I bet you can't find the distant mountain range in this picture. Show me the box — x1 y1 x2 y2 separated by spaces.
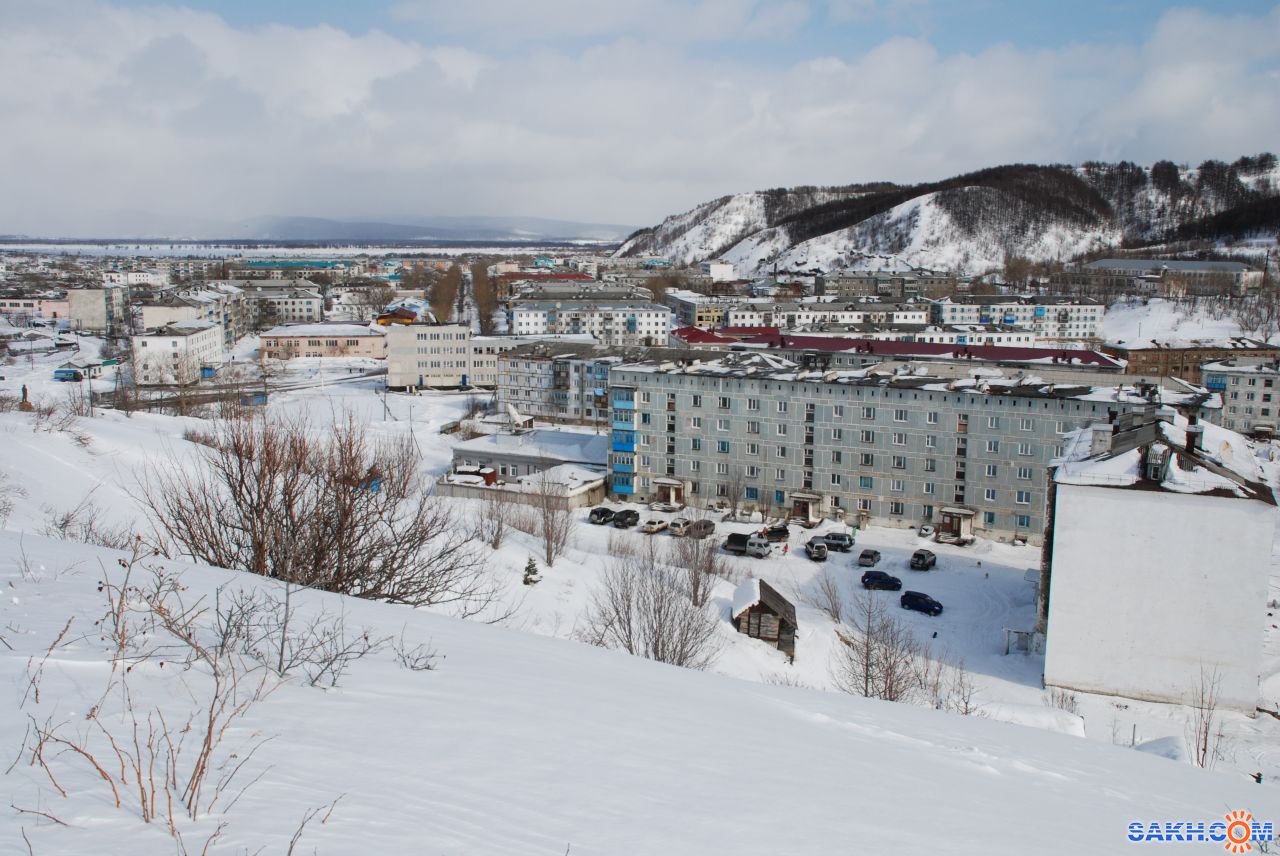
616 155 1280 276
4 214 638 244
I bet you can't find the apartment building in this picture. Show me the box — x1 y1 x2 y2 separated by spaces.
209 280 324 328
131 321 224 385
1200 358 1280 436
786 323 1038 347
103 270 166 287
138 284 249 348
385 324 593 389
0 293 69 324
1103 339 1280 385
260 324 387 360
930 296 1103 342
606 353 1215 544
723 302 929 329
497 342 717 426
664 290 731 327
1079 259 1263 297
816 270 963 300
68 285 131 336
507 299 671 346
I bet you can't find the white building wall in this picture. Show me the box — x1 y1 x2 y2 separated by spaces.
1044 483 1275 712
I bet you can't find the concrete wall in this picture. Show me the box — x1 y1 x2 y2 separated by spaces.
434 480 604 508
1044 483 1275 712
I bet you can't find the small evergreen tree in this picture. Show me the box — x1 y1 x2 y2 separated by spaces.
523 556 540 586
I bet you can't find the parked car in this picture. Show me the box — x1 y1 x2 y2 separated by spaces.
669 518 692 536
761 524 791 542
909 549 937 570
804 538 829 561
857 549 882 567
687 519 716 539
649 501 682 513
723 532 771 558
861 570 902 591
641 519 668 534
918 523 935 538
612 509 641 528
901 591 943 616
588 507 615 525
788 516 819 529
821 531 855 552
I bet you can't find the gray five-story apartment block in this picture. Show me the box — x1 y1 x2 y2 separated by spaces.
606 355 1216 545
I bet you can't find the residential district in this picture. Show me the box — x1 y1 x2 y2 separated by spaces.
2 247 1278 722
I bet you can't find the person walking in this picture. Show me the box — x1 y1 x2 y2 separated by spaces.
782 542 789 558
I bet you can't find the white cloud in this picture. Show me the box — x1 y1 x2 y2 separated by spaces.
0 0 1277 235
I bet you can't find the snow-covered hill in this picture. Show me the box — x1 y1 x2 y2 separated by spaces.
619 156 1280 277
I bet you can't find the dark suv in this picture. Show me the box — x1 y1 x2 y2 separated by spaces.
909 549 937 570
857 549 882 567
762 525 791 542
821 532 855 552
860 570 902 591
612 509 641 528
588 507 616 525
901 591 943 616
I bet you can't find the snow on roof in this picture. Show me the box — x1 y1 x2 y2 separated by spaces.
261 323 385 338
732 578 761 620
452 429 609 467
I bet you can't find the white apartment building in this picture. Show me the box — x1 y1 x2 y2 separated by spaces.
931 297 1103 342
103 270 167 287
723 302 929 328
213 280 324 327
385 325 594 389
507 300 671 347
700 261 736 282
1201 358 1280 436
131 321 224 385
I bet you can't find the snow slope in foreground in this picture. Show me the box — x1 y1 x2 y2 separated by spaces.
2 534 1272 856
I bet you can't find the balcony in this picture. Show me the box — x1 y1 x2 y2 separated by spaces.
611 417 634 431
955 468 966 481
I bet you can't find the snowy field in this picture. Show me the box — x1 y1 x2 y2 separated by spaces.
2 342 1279 852
1103 297 1266 345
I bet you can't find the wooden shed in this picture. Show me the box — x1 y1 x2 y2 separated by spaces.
731 578 798 661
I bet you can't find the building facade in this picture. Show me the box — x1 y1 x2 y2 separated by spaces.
507 299 671 346
606 354 1215 544
131 321 224 385
385 325 591 388
931 296 1103 342
68 285 131 336
260 324 387 360
1103 340 1280 385
1200 358 1280 436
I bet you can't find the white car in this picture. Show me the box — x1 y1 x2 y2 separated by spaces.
649 501 682 513
668 517 692 536
641 519 668 534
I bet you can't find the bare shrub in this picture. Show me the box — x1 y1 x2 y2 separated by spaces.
666 532 726 608
831 592 922 702
0 471 26 527
137 412 498 616
475 488 512 550
181 425 220 448
806 570 845 623
1186 665 1229 769
42 493 136 550
580 545 722 670
1044 687 1080 717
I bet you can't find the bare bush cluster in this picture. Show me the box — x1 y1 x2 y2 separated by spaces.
1186 666 1229 769
580 537 724 670
0 470 25 527
138 412 499 616
42 492 136 550
531 474 575 567
831 592 978 714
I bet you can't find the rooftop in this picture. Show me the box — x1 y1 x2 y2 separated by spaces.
734 332 1125 368
451 429 610 467
1084 258 1257 273
261 323 386 338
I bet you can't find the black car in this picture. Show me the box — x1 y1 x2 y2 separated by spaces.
857 549 882 567
821 532 855 552
761 524 791 542
909 549 937 570
588 507 616 525
900 591 943 616
860 570 902 591
612 509 641 528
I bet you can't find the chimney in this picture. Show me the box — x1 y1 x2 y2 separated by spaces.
1185 424 1204 454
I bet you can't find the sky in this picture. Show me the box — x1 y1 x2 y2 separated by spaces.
2 0 1279 236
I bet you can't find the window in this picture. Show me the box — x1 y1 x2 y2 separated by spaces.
716 462 728 475
1016 514 1031 529
894 409 908 422
776 424 787 436
892 432 906 445
926 411 939 424
775 468 786 481
717 440 730 453
892 455 906 469
1018 442 1033 456
640 413 652 425
831 450 843 464
987 416 1000 429
831 428 843 441
746 465 759 477
746 442 759 456
692 395 702 407
924 458 936 473
640 392 651 404
985 464 998 478
776 445 787 458
689 416 702 429
857 498 871 511
833 405 844 418
983 511 996 526
925 435 937 448
1016 490 1032 505
862 406 875 419
891 479 904 492
861 430 875 443
1017 466 1032 480
718 396 730 409
859 476 874 490
691 438 702 451
830 473 842 486
716 484 728 497
860 452 875 466
717 418 730 431
986 440 999 453
777 401 788 413
923 482 935 495
984 488 997 502
748 399 760 411
1019 418 1033 431
890 501 904 515
690 460 701 472
747 420 760 434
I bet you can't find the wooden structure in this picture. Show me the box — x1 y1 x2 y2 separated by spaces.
731 579 797 661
